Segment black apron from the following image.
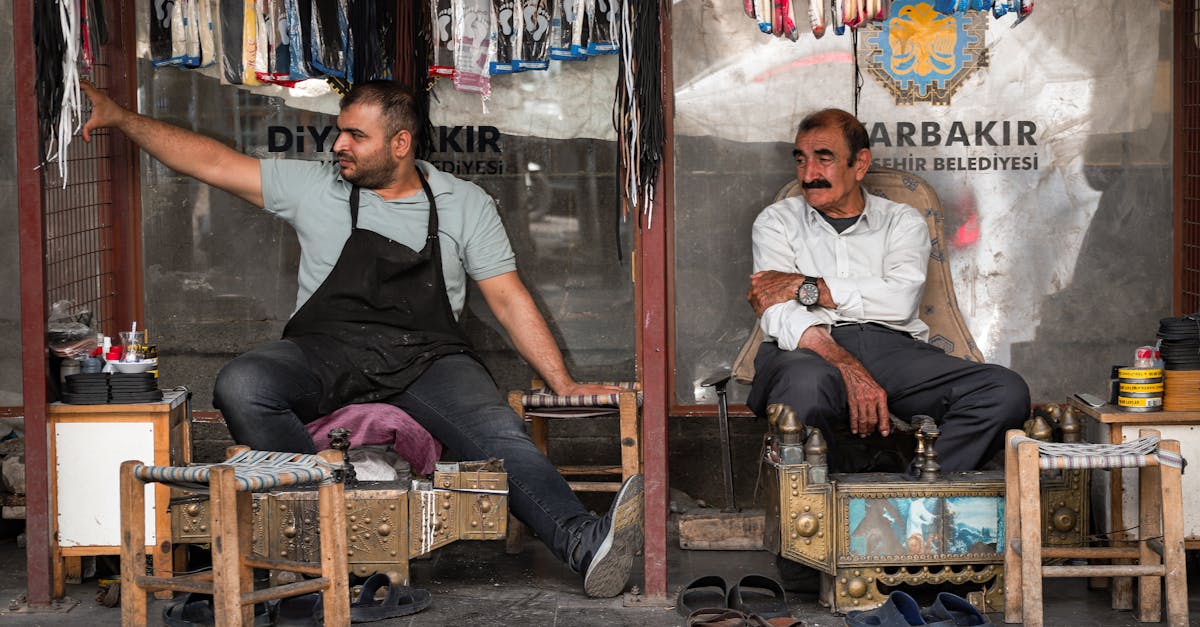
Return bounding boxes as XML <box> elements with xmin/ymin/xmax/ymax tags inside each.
<box><xmin>282</xmin><ymin>168</ymin><xmax>478</xmax><ymax>415</ymax></box>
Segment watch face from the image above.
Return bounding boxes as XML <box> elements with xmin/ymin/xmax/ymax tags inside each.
<box><xmin>798</xmin><ymin>282</ymin><xmax>820</xmax><ymax>306</ymax></box>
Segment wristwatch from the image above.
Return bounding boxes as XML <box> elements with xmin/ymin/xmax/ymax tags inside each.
<box><xmin>795</xmin><ymin>276</ymin><xmax>820</xmax><ymax>306</ymax></box>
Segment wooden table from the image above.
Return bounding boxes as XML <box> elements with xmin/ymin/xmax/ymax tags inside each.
<box><xmin>1068</xmin><ymin>398</ymin><xmax>1199</xmax><ymax>608</ymax></box>
<box><xmin>48</xmin><ymin>389</ymin><xmax>190</xmax><ymax>598</ymax></box>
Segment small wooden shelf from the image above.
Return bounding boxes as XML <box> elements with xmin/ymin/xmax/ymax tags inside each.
<box><xmin>1069</xmin><ymin>398</ymin><xmax>1200</xmax><ymax>424</ymax></box>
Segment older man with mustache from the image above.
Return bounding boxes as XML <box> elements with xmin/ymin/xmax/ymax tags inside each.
<box><xmin>745</xmin><ymin>108</ymin><xmax>1029</xmax><ymax>476</ymax></box>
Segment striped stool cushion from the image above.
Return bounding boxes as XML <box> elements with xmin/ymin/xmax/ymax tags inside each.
<box><xmin>520</xmin><ymin>381</ymin><xmax>642</xmax><ymax>409</ymax></box>
<box><xmin>133</xmin><ymin>449</ymin><xmax>338</xmax><ymax>492</ymax></box>
<box><xmin>1009</xmin><ymin>435</ymin><xmax>1185</xmax><ymax>471</ymax></box>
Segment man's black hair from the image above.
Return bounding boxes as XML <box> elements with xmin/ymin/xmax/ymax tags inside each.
<box><xmin>797</xmin><ymin>109</ymin><xmax>871</xmax><ymax>166</ymax></box>
<box><xmin>340</xmin><ymin>80</ymin><xmax>424</xmax><ymax>150</ymax></box>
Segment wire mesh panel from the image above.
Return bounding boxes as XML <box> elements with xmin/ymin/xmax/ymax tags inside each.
<box><xmin>41</xmin><ymin>33</ymin><xmax>118</xmax><ymax>335</ymax></box>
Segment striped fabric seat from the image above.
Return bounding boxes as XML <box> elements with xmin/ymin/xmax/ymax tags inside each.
<box><xmin>1008</xmin><ymin>434</ymin><xmax>1185</xmax><ymax>471</ymax></box>
<box><xmin>133</xmin><ymin>449</ymin><xmax>337</xmax><ymax>492</ymax></box>
<box><xmin>520</xmin><ymin>381</ymin><xmax>642</xmax><ymax>410</ymax></box>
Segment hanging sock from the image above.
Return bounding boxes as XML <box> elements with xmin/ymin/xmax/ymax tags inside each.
<box><xmin>198</xmin><ymin>0</ymin><xmax>215</xmax><ymax>67</ymax></box>
<box><xmin>516</xmin><ymin>0</ymin><xmax>553</xmax><ymax>68</ymax></box>
<box><xmin>219</xmin><ymin>0</ymin><xmax>243</xmax><ymax>83</ymax></box>
<box><xmin>588</xmin><ymin>0</ymin><xmax>619</xmax><ymax>54</ymax></box>
<box><xmin>832</xmin><ymin>0</ymin><xmax>845</xmax><ymax>34</ymax></box>
<box><xmin>755</xmin><ymin>0</ymin><xmax>772</xmax><ymax>33</ymax></box>
<box><xmin>808</xmin><ymin>0</ymin><xmax>827</xmax><ymax>38</ymax></box>
<box><xmin>150</xmin><ymin>0</ymin><xmax>173</xmax><ymax>62</ymax></box>
<box><xmin>453</xmin><ymin>0</ymin><xmax>493</xmax><ymax>93</ymax></box>
<box><xmin>284</xmin><ymin>0</ymin><xmax>312</xmax><ymax>77</ymax></box>
<box><xmin>489</xmin><ymin>0</ymin><xmax>516</xmax><ymax>75</ymax></box>
<box><xmin>772</xmin><ymin>0</ymin><xmax>796</xmax><ymax>38</ymax></box>
<box><xmin>744</xmin><ymin>0</ymin><xmax>756</xmax><ymax>20</ymax></box>
<box><xmin>308</xmin><ymin>0</ymin><xmax>346</xmax><ymax>79</ymax></box>
<box><xmin>550</xmin><ymin>0</ymin><xmax>586</xmax><ymax>60</ymax></box>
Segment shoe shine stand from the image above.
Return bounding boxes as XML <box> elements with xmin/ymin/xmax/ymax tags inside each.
<box><xmin>170</xmin><ymin>435</ymin><xmax>509</xmax><ymax>587</ymax></box>
<box><xmin>762</xmin><ymin>403</ymin><xmax>1090</xmax><ymax>614</ymax></box>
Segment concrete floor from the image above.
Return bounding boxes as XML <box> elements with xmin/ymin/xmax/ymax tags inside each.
<box><xmin>0</xmin><ymin>525</ymin><xmax>1198</xmax><ymax>626</ymax></box>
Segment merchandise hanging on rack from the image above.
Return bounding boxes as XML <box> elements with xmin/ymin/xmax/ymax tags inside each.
<box><xmin>452</xmin><ymin>0</ymin><xmax>493</xmax><ymax>94</ymax></box>
<box><xmin>747</xmin><ymin>0</ymin><xmax>1031</xmax><ymax>40</ymax></box>
<box><xmin>157</xmin><ymin>0</ymin><xmax>392</xmax><ymax>89</ymax></box>
<box><xmin>36</xmin><ymin>0</ymin><xmax>104</xmax><ymax>186</ymax></box>
<box><xmin>613</xmin><ymin>0</ymin><xmax>663</xmax><ymax>228</ymax></box>
<box><xmin>432</xmin><ymin>0</ymin><xmax>457</xmax><ymax>77</ymax></box>
<box><xmin>516</xmin><ymin>0</ymin><xmax>551</xmax><ymax>71</ymax></box>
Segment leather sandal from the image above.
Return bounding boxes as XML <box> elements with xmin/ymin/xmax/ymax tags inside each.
<box><xmin>686</xmin><ymin>607</ymin><xmax>751</xmax><ymax>626</ymax></box>
<box><xmin>728</xmin><ymin>574</ymin><xmax>789</xmax><ymax>619</ymax></box>
<box><xmin>677</xmin><ymin>575</ymin><xmax>730</xmax><ymax>617</ymax></box>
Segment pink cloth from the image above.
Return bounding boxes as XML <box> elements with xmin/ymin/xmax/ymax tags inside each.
<box><xmin>306</xmin><ymin>404</ymin><xmax>443</xmax><ymax>476</ymax></box>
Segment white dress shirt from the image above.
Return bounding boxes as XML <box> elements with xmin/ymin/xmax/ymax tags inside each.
<box><xmin>752</xmin><ymin>187</ymin><xmax>931</xmax><ymax>350</ymax></box>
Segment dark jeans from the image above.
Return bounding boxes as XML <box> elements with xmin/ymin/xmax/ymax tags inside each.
<box><xmin>747</xmin><ymin>324</ymin><xmax>1030</xmax><ymax>472</ymax></box>
<box><xmin>213</xmin><ymin>340</ymin><xmax>594</xmax><ymax>565</ymax></box>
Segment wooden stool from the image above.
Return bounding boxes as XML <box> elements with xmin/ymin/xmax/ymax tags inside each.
<box><xmin>505</xmin><ymin>381</ymin><xmax>641</xmax><ymax>551</ymax></box>
<box><xmin>120</xmin><ymin>447</ymin><xmax>350</xmax><ymax>626</ymax></box>
<box><xmin>1003</xmin><ymin>429</ymin><xmax>1187</xmax><ymax>626</ymax></box>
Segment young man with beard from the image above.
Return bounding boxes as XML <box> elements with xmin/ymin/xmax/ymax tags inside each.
<box><xmin>745</xmin><ymin>108</ymin><xmax>1030</xmax><ymax>475</ymax></box>
<box><xmin>79</xmin><ymin>80</ymin><xmax>643</xmax><ymax>598</ymax></box>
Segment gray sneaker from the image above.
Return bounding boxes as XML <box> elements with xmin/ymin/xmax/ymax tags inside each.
<box><xmin>579</xmin><ymin>474</ymin><xmax>644</xmax><ymax>597</ymax></box>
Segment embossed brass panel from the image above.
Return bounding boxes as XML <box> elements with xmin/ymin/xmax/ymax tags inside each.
<box><xmin>170</xmin><ymin>467</ymin><xmax>508</xmax><ymax>586</ymax></box>
<box><xmin>767</xmin><ymin>462</ymin><xmax>1088</xmax><ymax>613</ymax></box>
<box><xmin>764</xmin><ymin>459</ymin><xmax>834</xmax><ymax>571</ymax></box>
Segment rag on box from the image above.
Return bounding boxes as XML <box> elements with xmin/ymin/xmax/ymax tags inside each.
<box><xmin>306</xmin><ymin>404</ymin><xmax>442</xmax><ymax>476</ymax></box>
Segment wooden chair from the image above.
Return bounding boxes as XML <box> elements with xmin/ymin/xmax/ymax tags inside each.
<box><xmin>1003</xmin><ymin>429</ymin><xmax>1187</xmax><ymax>626</ymax></box>
<box><xmin>505</xmin><ymin>380</ymin><xmax>641</xmax><ymax>550</ymax></box>
<box><xmin>120</xmin><ymin>447</ymin><xmax>350</xmax><ymax>627</ymax></box>
<box><xmin>705</xmin><ymin>167</ymin><xmax>984</xmax><ymax>496</ymax></box>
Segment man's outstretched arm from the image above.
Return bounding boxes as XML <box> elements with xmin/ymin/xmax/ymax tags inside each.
<box><xmin>81</xmin><ymin>81</ymin><xmax>264</xmax><ymax>208</ymax></box>
<box><xmin>477</xmin><ymin>271</ymin><xmax>619</xmax><ymax>397</ymax></box>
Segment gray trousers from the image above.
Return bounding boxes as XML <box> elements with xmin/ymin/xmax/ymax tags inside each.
<box><xmin>747</xmin><ymin>323</ymin><xmax>1030</xmax><ymax>472</ymax></box>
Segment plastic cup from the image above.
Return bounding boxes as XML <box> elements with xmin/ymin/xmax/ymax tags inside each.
<box><xmin>119</xmin><ymin>331</ymin><xmax>145</xmax><ymax>363</ymax></box>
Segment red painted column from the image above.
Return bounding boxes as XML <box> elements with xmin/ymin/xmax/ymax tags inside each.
<box><xmin>637</xmin><ymin>0</ymin><xmax>675</xmax><ymax>600</ymax></box>
<box><xmin>14</xmin><ymin>0</ymin><xmax>52</xmax><ymax>606</ymax></box>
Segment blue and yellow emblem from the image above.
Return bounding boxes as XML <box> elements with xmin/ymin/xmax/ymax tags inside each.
<box><xmin>859</xmin><ymin>0</ymin><xmax>987</xmax><ymax>105</ymax></box>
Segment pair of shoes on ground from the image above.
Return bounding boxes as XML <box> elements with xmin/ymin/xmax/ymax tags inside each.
<box><xmin>273</xmin><ymin>574</ymin><xmax>432</xmax><ymax>625</ymax></box>
<box><xmin>161</xmin><ymin>593</ymin><xmax>273</xmax><ymax>626</ymax></box>
<box><xmin>573</xmin><ymin>474</ymin><xmax>646</xmax><ymax>598</ymax></box>
<box><xmin>164</xmin><ymin>573</ymin><xmax>431</xmax><ymax>626</ymax></box>
<box><xmin>686</xmin><ymin>607</ymin><xmax>805</xmax><ymax>626</ymax></box>
<box><xmin>679</xmin><ymin>574</ymin><xmax>802</xmax><ymax>626</ymax></box>
<box><xmin>844</xmin><ymin>590</ymin><xmax>992</xmax><ymax>626</ymax></box>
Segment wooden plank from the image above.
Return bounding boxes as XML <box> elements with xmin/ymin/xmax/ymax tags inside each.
<box><xmin>678</xmin><ymin>510</ymin><xmax>765</xmax><ymax>551</ymax></box>
<box><xmin>1138</xmin><ymin>429</ymin><xmax>1163</xmax><ymax>623</ymax></box>
<box><xmin>1003</xmin><ymin>430</ymin><xmax>1023</xmax><ymax>624</ymax></box>
<box><xmin>1070</xmin><ymin>398</ymin><xmax>1200</xmax><ymax>425</ymax></box>
<box><xmin>1017</xmin><ymin>440</ymin><xmax>1044</xmax><ymax>627</ymax></box>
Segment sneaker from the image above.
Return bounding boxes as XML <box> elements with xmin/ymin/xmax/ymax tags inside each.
<box><xmin>577</xmin><ymin>474</ymin><xmax>644</xmax><ymax>597</ymax></box>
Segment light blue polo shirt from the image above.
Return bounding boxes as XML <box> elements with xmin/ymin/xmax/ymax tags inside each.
<box><xmin>260</xmin><ymin>158</ymin><xmax>517</xmax><ymax>318</ymax></box>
